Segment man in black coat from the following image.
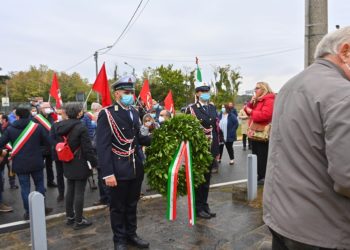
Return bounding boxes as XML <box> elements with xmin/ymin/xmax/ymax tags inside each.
<box><xmin>0</xmin><ymin>107</ymin><xmax>52</xmax><ymax>220</ymax></box>
<box><xmin>186</xmin><ymin>81</ymin><xmax>219</xmax><ymax>219</ymax></box>
<box><xmin>96</xmin><ymin>76</ymin><xmax>151</xmax><ymax>250</ymax></box>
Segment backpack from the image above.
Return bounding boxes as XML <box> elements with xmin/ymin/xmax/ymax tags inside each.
<box><xmin>55</xmin><ymin>136</ymin><xmax>74</xmax><ymax>162</ymax></box>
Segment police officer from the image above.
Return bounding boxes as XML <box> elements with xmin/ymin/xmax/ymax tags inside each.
<box><xmin>96</xmin><ymin>76</ymin><xmax>151</xmax><ymax>250</ymax></box>
<box><xmin>186</xmin><ymin>81</ymin><xmax>219</xmax><ymax>219</ymax></box>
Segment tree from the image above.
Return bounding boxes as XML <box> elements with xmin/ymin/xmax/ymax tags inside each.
<box><xmin>6</xmin><ymin>65</ymin><xmax>91</xmax><ymax>103</ymax></box>
<box><xmin>140</xmin><ymin>65</ymin><xmax>186</xmax><ymax>109</ymax></box>
<box><xmin>211</xmin><ymin>65</ymin><xmax>242</xmax><ymax>105</ymax></box>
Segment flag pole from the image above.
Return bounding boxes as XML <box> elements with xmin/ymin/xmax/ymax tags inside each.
<box><xmin>84</xmin><ymin>89</ymin><xmax>94</xmax><ymax>110</ymax></box>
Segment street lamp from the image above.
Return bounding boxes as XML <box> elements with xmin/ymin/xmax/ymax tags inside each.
<box><xmin>124</xmin><ymin>62</ymin><xmax>135</xmax><ymax>76</ymax></box>
<box><xmin>94</xmin><ymin>45</ymin><xmax>112</xmax><ymax>102</ymax></box>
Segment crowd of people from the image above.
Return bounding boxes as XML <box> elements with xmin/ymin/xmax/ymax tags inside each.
<box><xmin>0</xmin><ymin>27</ymin><xmax>349</xmax><ymax>250</ymax></box>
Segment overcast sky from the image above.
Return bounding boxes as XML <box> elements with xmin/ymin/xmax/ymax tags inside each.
<box><xmin>1</xmin><ymin>0</ymin><xmax>349</xmax><ymax>94</ymax></box>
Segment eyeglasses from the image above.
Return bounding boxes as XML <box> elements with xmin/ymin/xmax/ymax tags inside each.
<box><xmin>254</xmin><ymin>87</ymin><xmax>261</xmax><ymax>91</ymax></box>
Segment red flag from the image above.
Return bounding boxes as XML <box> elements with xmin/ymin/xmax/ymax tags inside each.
<box><xmin>50</xmin><ymin>73</ymin><xmax>63</xmax><ymax>108</ymax></box>
<box><xmin>164</xmin><ymin>90</ymin><xmax>175</xmax><ymax>115</ymax></box>
<box><xmin>139</xmin><ymin>79</ymin><xmax>152</xmax><ymax>110</ymax></box>
<box><xmin>92</xmin><ymin>63</ymin><xmax>112</xmax><ymax>107</ymax></box>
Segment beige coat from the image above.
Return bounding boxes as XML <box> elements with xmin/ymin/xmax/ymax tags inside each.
<box><xmin>263</xmin><ymin>59</ymin><xmax>350</xmax><ymax>249</ymax></box>
<box><xmin>238</xmin><ymin>109</ymin><xmax>249</xmax><ymax>134</ymax></box>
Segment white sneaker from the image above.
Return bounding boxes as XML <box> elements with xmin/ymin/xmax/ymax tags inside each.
<box><xmin>229</xmin><ymin>160</ymin><xmax>234</xmax><ymax>165</ymax></box>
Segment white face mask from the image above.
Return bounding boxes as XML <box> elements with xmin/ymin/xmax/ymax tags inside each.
<box><xmin>44</xmin><ymin>108</ymin><xmax>52</xmax><ymax>114</ymax></box>
<box><xmin>31</xmin><ymin>111</ymin><xmax>37</xmax><ymax>116</ymax></box>
<box><xmin>57</xmin><ymin>115</ymin><xmax>63</xmax><ymax>122</ymax></box>
<box><xmin>158</xmin><ymin>116</ymin><xmax>165</xmax><ymax>123</ymax></box>
<box><xmin>145</xmin><ymin>121</ymin><xmax>152</xmax><ymax>127</ymax></box>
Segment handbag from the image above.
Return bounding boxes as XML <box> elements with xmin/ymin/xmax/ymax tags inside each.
<box><xmin>247</xmin><ymin>122</ymin><xmax>271</xmax><ymax>142</ymax></box>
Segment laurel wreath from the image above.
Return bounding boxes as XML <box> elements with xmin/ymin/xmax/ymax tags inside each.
<box><xmin>144</xmin><ymin>114</ymin><xmax>213</xmax><ymax>196</ymax></box>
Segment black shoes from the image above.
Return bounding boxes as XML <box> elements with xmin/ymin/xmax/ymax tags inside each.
<box><xmin>258</xmin><ymin>178</ymin><xmax>265</xmax><ymax>185</ymax></box>
<box><xmin>23</xmin><ymin>212</ymin><xmax>29</xmax><ymax>220</ymax></box>
<box><xmin>57</xmin><ymin>194</ymin><xmax>64</xmax><ymax>202</ymax></box>
<box><xmin>93</xmin><ymin>200</ymin><xmax>109</xmax><ymax>206</ymax></box>
<box><xmin>45</xmin><ymin>207</ymin><xmax>53</xmax><ymax>215</ymax></box>
<box><xmin>211</xmin><ymin>167</ymin><xmax>219</xmax><ymax>174</ymax></box>
<box><xmin>114</xmin><ymin>243</ymin><xmax>127</xmax><ymax>250</ymax></box>
<box><xmin>66</xmin><ymin>216</ymin><xmax>75</xmax><ymax>225</ymax></box>
<box><xmin>197</xmin><ymin>210</ymin><xmax>211</xmax><ymax>219</ymax></box>
<box><xmin>205</xmin><ymin>208</ymin><xmax>216</xmax><ymax>218</ymax></box>
<box><xmin>73</xmin><ymin>218</ymin><xmax>92</xmax><ymax>230</ymax></box>
<box><xmin>127</xmin><ymin>235</ymin><xmax>150</xmax><ymax>248</ymax></box>
<box><xmin>47</xmin><ymin>182</ymin><xmax>58</xmax><ymax>188</ymax></box>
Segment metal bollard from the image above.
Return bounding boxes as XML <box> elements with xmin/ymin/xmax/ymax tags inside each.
<box><xmin>247</xmin><ymin>154</ymin><xmax>257</xmax><ymax>201</ymax></box>
<box><xmin>29</xmin><ymin>191</ymin><xmax>47</xmax><ymax>250</ymax></box>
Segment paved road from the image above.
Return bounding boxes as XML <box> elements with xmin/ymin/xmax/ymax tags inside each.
<box><xmin>0</xmin><ymin>141</ymin><xmax>251</xmax><ymax>225</ymax></box>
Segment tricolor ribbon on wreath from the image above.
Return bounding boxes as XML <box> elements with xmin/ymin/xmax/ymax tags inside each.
<box><xmin>166</xmin><ymin>141</ymin><xmax>196</xmax><ymax>226</ymax></box>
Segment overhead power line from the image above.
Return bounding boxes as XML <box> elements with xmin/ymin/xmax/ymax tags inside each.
<box><xmin>100</xmin><ymin>0</ymin><xmax>145</xmax><ymax>55</ymax></box>
<box><xmin>63</xmin><ymin>54</ymin><xmax>94</xmax><ymax>72</ymax></box>
<box><xmin>105</xmin><ymin>47</ymin><xmax>303</xmax><ymax>63</ymax></box>
<box><xmin>63</xmin><ymin>0</ymin><xmax>146</xmax><ymax>72</ymax></box>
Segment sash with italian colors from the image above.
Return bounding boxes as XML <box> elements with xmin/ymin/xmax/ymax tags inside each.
<box><xmin>33</xmin><ymin>114</ymin><xmax>51</xmax><ymax>131</ymax></box>
<box><xmin>167</xmin><ymin>141</ymin><xmax>196</xmax><ymax>226</ymax></box>
<box><xmin>10</xmin><ymin>121</ymin><xmax>39</xmax><ymax>159</ymax></box>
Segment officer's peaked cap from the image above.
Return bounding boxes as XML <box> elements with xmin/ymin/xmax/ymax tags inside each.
<box><xmin>112</xmin><ymin>75</ymin><xmax>136</xmax><ymax>91</ymax></box>
<box><xmin>194</xmin><ymin>81</ymin><xmax>210</xmax><ymax>92</ymax></box>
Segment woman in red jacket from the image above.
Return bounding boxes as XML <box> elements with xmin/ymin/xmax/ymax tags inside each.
<box><xmin>245</xmin><ymin>82</ymin><xmax>275</xmax><ymax>185</ymax></box>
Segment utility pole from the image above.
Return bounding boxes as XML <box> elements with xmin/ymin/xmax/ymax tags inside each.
<box><xmin>114</xmin><ymin>65</ymin><xmax>118</xmax><ymax>80</ymax></box>
<box><xmin>94</xmin><ymin>51</ymin><xmax>99</xmax><ymax>103</ymax></box>
<box><xmin>305</xmin><ymin>0</ymin><xmax>328</xmax><ymax>68</ymax></box>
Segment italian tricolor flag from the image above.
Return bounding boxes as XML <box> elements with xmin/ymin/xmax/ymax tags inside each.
<box><xmin>166</xmin><ymin>141</ymin><xmax>196</xmax><ymax>226</ymax></box>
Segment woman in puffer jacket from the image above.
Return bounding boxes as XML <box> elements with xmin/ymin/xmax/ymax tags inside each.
<box><xmin>55</xmin><ymin>102</ymin><xmax>97</xmax><ymax>230</ymax></box>
<box><xmin>245</xmin><ymin>82</ymin><xmax>275</xmax><ymax>185</ymax></box>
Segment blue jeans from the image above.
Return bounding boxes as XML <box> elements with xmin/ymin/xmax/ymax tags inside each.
<box><xmin>17</xmin><ymin>169</ymin><xmax>45</xmax><ymax>213</ymax></box>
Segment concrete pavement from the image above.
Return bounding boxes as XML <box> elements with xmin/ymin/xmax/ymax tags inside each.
<box><xmin>0</xmin><ymin>141</ymin><xmax>250</xmax><ymax>225</ymax></box>
<box><xmin>0</xmin><ymin>184</ymin><xmax>271</xmax><ymax>250</ymax></box>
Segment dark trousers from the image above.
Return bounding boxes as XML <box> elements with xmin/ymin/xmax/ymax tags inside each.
<box><xmin>44</xmin><ymin>155</ymin><xmax>54</xmax><ymax>184</ymax></box>
<box><xmin>242</xmin><ymin>134</ymin><xmax>251</xmax><ymax>149</ymax></box>
<box><xmin>65</xmin><ymin>178</ymin><xmax>87</xmax><ymax>222</ymax></box>
<box><xmin>109</xmin><ymin>177</ymin><xmax>143</xmax><ymax>243</ymax></box>
<box><xmin>17</xmin><ymin>169</ymin><xmax>45</xmax><ymax>213</ymax></box>
<box><xmin>0</xmin><ymin>156</ymin><xmax>16</xmax><ymax>188</ymax></box>
<box><xmin>270</xmin><ymin>228</ymin><xmax>334</xmax><ymax>250</ymax></box>
<box><xmin>97</xmin><ymin>168</ymin><xmax>110</xmax><ymax>204</ymax></box>
<box><xmin>251</xmin><ymin>140</ymin><xmax>269</xmax><ymax>180</ymax></box>
<box><xmin>55</xmin><ymin>161</ymin><xmax>65</xmax><ymax>196</ymax></box>
<box><xmin>195</xmin><ymin>159</ymin><xmax>214</xmax><ymax>212</ymax></box>
<box><xmin>219</xmin><ymin>141</ymin><xmax>234</xmax><ymax>160</ymax></box>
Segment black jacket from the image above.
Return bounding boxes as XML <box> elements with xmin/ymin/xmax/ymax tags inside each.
<box><xmin>96</xmin><ymin>103</ymin><xmax>151</xmax><ymax>180</ymax></box>
<box><xmin>187</xmin><ymin>102</ymin><xmax>220</xmax><ymax>157</ymax></box>
<box><xmin>55</xmin><ymin>119</ymin><xmax>97</xmax><ymax>180</ymax></box>
<box><xmin>0</xmin><ymin>118</ymin><xmax>49</xmax><ymax>174</ymax></box>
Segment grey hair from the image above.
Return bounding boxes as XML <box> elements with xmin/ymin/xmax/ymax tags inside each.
<box><xmin>314</xmin><ymin>26</ymin><xmax>350</xmax><ymax>59</ymax></box>
<box><xmin>63</xmin><ymin>102</ymin><xmax>83</xmax><ymax>119</ymax></box>
<box><xmin>91</xmin><ymin>102</ymin><xmax>102</xmax><ymax>111</ymax></box>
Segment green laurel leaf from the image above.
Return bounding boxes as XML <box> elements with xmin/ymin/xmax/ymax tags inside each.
<box><xmin>144</xmin><ymin>114</ymin><xmax>213</xmax><ymax>196</ymax></box>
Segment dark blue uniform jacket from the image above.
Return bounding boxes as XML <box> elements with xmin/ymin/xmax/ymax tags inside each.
<box><xmin>96</xmin><ymin>103</ymin><xmax>151</xmax><ymax>180</ymax></box>
<box><xmin>187</xmin><ymin>102</ymin><xmax>220</xmax><ymax>157</ymax></box>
